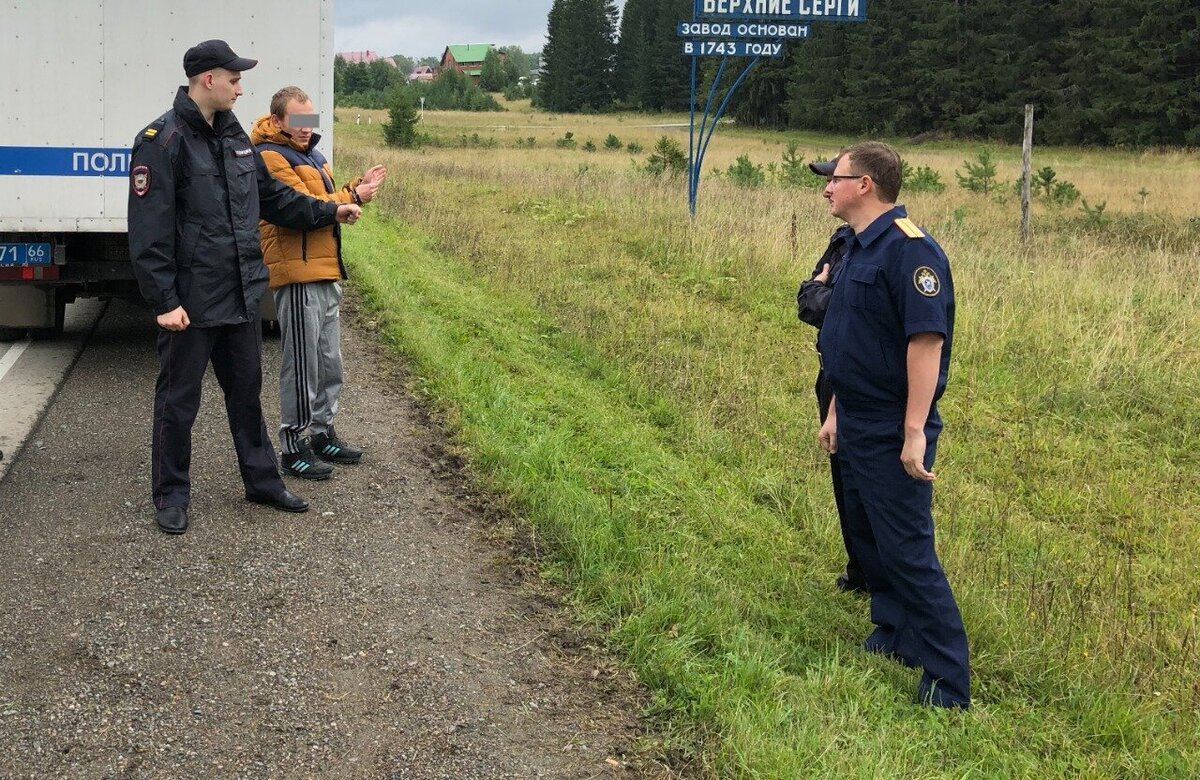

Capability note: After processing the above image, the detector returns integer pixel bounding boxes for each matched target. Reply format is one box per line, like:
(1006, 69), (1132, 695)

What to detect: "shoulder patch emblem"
(142, 127), (158, 139)
(894, 217), (925, 239)
(913, 266), (941, 297)
(131, 165), (151, 197)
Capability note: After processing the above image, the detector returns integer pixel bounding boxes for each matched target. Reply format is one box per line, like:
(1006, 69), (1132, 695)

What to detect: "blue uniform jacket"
(127, 87), (339, 325)
(817, 206), (955, 421)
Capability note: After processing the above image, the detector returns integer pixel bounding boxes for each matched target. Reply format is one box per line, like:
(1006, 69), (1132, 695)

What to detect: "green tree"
(479, 49), (507, 92)
(614, 0), (648, 104)
(414, 67), (504, 112)
(537, 0), (618, 112)
(383, 88), (420, 147)
(615, 0), (692, 111)
(367, 59), (400, 91)
(501, 45), (536, 85)
(390, 54), (416, 75)
(536, 0), (569, 110)
(720, 0), (1197, 146)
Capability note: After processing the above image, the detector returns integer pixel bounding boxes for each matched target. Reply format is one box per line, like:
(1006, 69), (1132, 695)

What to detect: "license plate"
(0, 242), (53, 267)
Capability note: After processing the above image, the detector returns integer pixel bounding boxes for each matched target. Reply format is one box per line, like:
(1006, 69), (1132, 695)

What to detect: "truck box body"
(0, 0), (335, 335)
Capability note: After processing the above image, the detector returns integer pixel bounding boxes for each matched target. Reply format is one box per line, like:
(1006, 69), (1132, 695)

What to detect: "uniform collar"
(854, 205), (908, 248)
(174, 86), (237, 137)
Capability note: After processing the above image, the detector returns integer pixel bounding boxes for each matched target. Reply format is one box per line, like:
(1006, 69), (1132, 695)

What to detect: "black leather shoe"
(156, 506), (189, 534)
(246, 489), (309, 513)
(836, 572), (870, 595)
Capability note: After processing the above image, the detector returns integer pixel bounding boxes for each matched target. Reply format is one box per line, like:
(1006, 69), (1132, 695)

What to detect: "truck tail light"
(0, 266), (60, 281)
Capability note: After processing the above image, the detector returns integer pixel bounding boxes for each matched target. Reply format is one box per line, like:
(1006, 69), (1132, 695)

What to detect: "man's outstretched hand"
(336, 204), (362, 224)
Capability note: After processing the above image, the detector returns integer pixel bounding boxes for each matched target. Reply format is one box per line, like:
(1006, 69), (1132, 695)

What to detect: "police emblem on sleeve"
(131, 165), (151, 198)
(913, 266), (941, 297)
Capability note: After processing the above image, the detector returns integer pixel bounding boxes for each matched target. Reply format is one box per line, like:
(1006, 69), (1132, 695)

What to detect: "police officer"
(797, 155), (866, 595)
(815, 142), (969, 708)
(128, 40), (362, 535)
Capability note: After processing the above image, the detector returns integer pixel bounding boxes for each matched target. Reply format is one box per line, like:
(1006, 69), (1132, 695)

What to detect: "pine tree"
(536, 0), (570, 110)
(538, 0), (618, 112)
(479, 49), (506, 92)
(641, 0), (693, 111)
(614, 0), (649, 104)
(383, 88), (420, 148)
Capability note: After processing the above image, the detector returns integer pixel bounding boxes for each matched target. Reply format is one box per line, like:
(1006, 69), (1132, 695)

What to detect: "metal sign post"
(683, 0), (868, 217)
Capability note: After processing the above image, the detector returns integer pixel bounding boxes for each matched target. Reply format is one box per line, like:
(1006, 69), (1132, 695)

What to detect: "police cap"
(808, 156), (839, 177)
(184, 39), (258, 77)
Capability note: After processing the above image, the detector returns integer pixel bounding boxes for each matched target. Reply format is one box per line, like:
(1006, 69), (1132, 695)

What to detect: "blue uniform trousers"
(836, 404), (970, 708)
(153, 320), (286, 509)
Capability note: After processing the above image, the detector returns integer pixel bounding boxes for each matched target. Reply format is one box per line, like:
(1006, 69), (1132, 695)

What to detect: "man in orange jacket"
(251, 86), (386, 480)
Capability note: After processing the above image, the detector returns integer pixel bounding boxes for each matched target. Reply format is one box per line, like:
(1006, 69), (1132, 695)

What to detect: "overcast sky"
(335, 0), (627, 60)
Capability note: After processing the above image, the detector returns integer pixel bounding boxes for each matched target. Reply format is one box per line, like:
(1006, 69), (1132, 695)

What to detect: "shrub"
(955, 149), (998, 195)
(455, 132), (498, 149)
(1079, 198), (1110, 231)
(904, 163), (947, 194)
(642, 136), (688, 177)
(774, 141), (807, 187)
(726, 155), (765, 188)
(582, 140), (597, 153)
(626, 141), (644, 155)
(555, 132), (577, 150)
(1011, 166), (1081, 207)
(411, 68), (504, 112)
(604, 134), (623, 151)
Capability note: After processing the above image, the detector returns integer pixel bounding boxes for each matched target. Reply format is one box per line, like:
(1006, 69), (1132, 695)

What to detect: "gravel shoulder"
(0, 299), (682, 780)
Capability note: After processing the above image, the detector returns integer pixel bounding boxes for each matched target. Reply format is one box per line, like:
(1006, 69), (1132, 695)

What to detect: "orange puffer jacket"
(250, 115), (362, 288)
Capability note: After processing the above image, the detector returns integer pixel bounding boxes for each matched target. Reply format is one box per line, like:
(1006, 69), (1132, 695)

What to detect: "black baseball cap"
(183, 39), (258, 77)
(808, 156), (839, 177)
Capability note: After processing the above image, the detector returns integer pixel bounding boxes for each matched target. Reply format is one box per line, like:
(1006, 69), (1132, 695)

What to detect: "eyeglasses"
(826, 174), (864, 185)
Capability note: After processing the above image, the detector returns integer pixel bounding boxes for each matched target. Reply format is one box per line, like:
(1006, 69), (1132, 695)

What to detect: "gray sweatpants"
(274, 281), (344, 454)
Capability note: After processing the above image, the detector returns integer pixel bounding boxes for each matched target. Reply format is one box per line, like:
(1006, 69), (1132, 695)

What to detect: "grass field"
(331, 101), (1200, 778)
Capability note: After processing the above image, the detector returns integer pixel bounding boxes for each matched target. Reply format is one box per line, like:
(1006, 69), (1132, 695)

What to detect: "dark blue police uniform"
(128, 88), (340, 512)
(817, 205), (970, 708)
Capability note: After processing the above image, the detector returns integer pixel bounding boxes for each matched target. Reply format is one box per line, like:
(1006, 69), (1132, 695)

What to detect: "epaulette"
(141, 118), (166, 142)
(894, 217), (925, 239)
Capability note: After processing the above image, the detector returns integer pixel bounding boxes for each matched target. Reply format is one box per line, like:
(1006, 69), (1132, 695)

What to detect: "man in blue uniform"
(128, 40), (362, 535)
(796, 161), (866, 594)
(815, 141), (969, 708)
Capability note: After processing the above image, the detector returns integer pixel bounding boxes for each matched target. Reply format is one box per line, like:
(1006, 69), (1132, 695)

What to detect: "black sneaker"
(311, 427), (363, 464)
(281, 440), (335, 480)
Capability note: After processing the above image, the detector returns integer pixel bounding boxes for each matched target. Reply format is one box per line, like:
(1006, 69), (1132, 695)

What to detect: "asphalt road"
(0, 301), (105, 483)
(0, 300), (671, 779)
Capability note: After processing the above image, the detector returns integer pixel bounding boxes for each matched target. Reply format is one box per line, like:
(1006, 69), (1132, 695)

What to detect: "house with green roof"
(439, 44), (504, 85)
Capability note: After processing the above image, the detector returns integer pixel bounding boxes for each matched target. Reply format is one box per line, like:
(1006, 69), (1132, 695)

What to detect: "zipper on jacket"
(301, 231), (308, 263)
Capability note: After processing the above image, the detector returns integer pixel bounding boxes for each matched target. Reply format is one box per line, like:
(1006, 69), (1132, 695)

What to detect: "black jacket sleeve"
(797, 279), (832, 328)
(256, 151), (339, 231)
(127, 137), (180, 316)
(796, 227), (851, 328)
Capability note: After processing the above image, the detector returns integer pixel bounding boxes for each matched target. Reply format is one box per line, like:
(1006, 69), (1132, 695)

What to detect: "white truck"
(0, 0), (335, 339)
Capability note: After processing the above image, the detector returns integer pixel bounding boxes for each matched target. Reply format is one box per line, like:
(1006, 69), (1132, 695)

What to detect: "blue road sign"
(698, 0), (867, 22)
(684, 0), (868, 216)
(677, 21), (811, 39)
(683, 40), (787, 57)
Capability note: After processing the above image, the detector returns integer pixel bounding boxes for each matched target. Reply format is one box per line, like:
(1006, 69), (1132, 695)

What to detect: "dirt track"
(0, 299), (676, 779)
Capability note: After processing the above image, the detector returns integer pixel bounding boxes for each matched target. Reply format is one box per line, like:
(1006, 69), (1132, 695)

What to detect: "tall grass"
(335, 106), (1200, 778)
